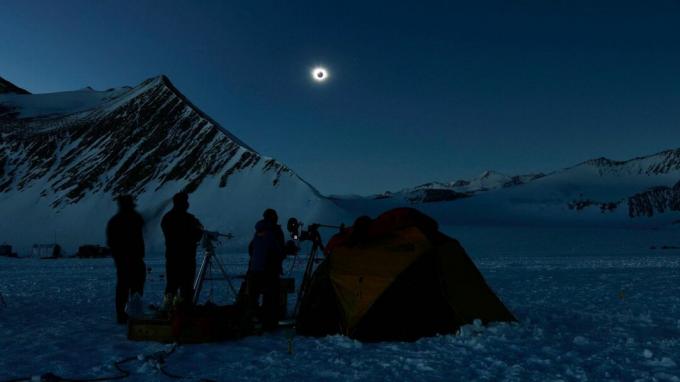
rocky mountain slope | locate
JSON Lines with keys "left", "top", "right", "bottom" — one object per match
{"left": 628, "top": 180, "right": 680, "bottom": 217}
{"left": 0, "top": 76, "right": 29, "bottom": 95}
{"left": 0, "top": 76, "right": 343, "bottom": 255}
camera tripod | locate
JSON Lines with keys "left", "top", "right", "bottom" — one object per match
{"left": 192, "top": 231, "right": 236, "bottom": 305}
{"left": 288, "top": 221, "right": 343, "bottom": 318}
{"left": 292, "top": 235, "right": 323, "bottom": 318}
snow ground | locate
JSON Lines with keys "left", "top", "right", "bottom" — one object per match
{"left": 1, "top": 226, "right": 679, "bottom": 381}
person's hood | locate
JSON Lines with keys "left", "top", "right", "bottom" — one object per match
{"left": 255, "top": 219, "right": 270, "bottom": 232}
{"left": 255, "top": 219, "right": 282, "bottom": 235}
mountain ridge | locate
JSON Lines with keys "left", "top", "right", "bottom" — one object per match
{"left": 0, "top": 74, "right": 312, "bottom": 203}
{"left": 379, "top": 147, "right": 680, "bottom": 203}
{"left": 0, "top": 76, "right": 30, "bottom": 95}
{"left": 328, "top": 147, "right": 680, "bottom": 226}
{"left": 0, "top": 74, "right": 340, "bottom": 254}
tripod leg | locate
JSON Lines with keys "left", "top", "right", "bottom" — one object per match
{"left": 212, "top": 254, "right": 238, "bottom": 297}
{"left": 193, "top": 253, "right": 210, "bottom": 305}
{"left": 293, "top": 246, "right": 318, "bottom": 318}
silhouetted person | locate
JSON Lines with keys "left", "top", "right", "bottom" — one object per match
{"left": 161, "top": 192, "right": 203, "bottom": 310}
{"left": 247, "top": 208, "right": 286, "bottom": 330}
{"left": 52, "top": 244, "right": 62, "bottom": 258}
{"left": 106, "top": 195, "right": 146, "bottom": 324}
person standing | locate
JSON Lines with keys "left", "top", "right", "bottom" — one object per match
{"left": 106, "top": 195, "right": 146, "bottom": 324}
{"left": 247, "top": 208, "right": 286, "bottom": 330}
{"left": 161, "top": 192, "right": 204, "bottom": 310}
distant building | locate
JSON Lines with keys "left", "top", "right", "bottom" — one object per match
{"left": 31, "top": 244, "right": 62, "bottom": 259}
{"left": 0, "top": 244, "right": 18, "bottom": 258}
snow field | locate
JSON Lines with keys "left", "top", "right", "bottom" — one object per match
{"left": 1, "top": 226, "right": 679, "bottom": 381}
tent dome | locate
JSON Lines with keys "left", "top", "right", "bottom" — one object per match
{"left": 296, "top": 208, "right": 516, "bottom": 341}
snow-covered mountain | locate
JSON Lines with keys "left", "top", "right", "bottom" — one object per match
{"left": 335, "top": 150, "right": 680, "bottom": 226}
{"left": 0, "top": 76, "right": 344, "bottom": 255}
{"left": 628, "top": 180, "right": 680, "bottom": 217}
{"left": 371, "top": 170, "right": 545, "bottom": 204}
{"left": 3, "top": 74, "right": 680, "bottom": 255}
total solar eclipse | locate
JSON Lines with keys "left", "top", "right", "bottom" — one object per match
{"left": 311, "top": 67, "right": 328, "bottom": 82}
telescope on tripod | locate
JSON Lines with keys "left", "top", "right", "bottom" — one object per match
{"left": 286, "top": 218, "right": 344, "bottom": 318}
{"left": 193, "top": 230, "right": 235, "bottom": 305}
{"left": 192, "top": 220, "right": 344, "bottom": 320}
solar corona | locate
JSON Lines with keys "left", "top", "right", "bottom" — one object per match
{"left": 311, "top": 67, "right": 328, "bottom": 82}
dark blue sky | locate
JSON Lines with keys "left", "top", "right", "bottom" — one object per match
{"left": 2, "top": 1, "right": 680, "bottom": 194}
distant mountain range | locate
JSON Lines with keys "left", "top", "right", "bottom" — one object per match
{"left": 1, "top": 74, "right": 679, "bottom": 255}
{"left": 334, "top": 149, "right": 680, "bottom": 225}
{"left": 371, "top": 170, "right": 547, "bottom": 203}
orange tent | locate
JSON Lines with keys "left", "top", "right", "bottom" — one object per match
{"left": 296, "top": 208, "right": 516, "bottom": 341}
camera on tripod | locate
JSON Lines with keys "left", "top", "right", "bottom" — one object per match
{"left": 286, "top": 218, "right": 322, "bottom": 245}
{"left": 194, "top": 229, "right": 235, "bottom": 306}
{"left": 203, "top": 230, "right": 233, "bottom": 241}
{"left": 285, "top": 218, "right": 344, "bottom": 318}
